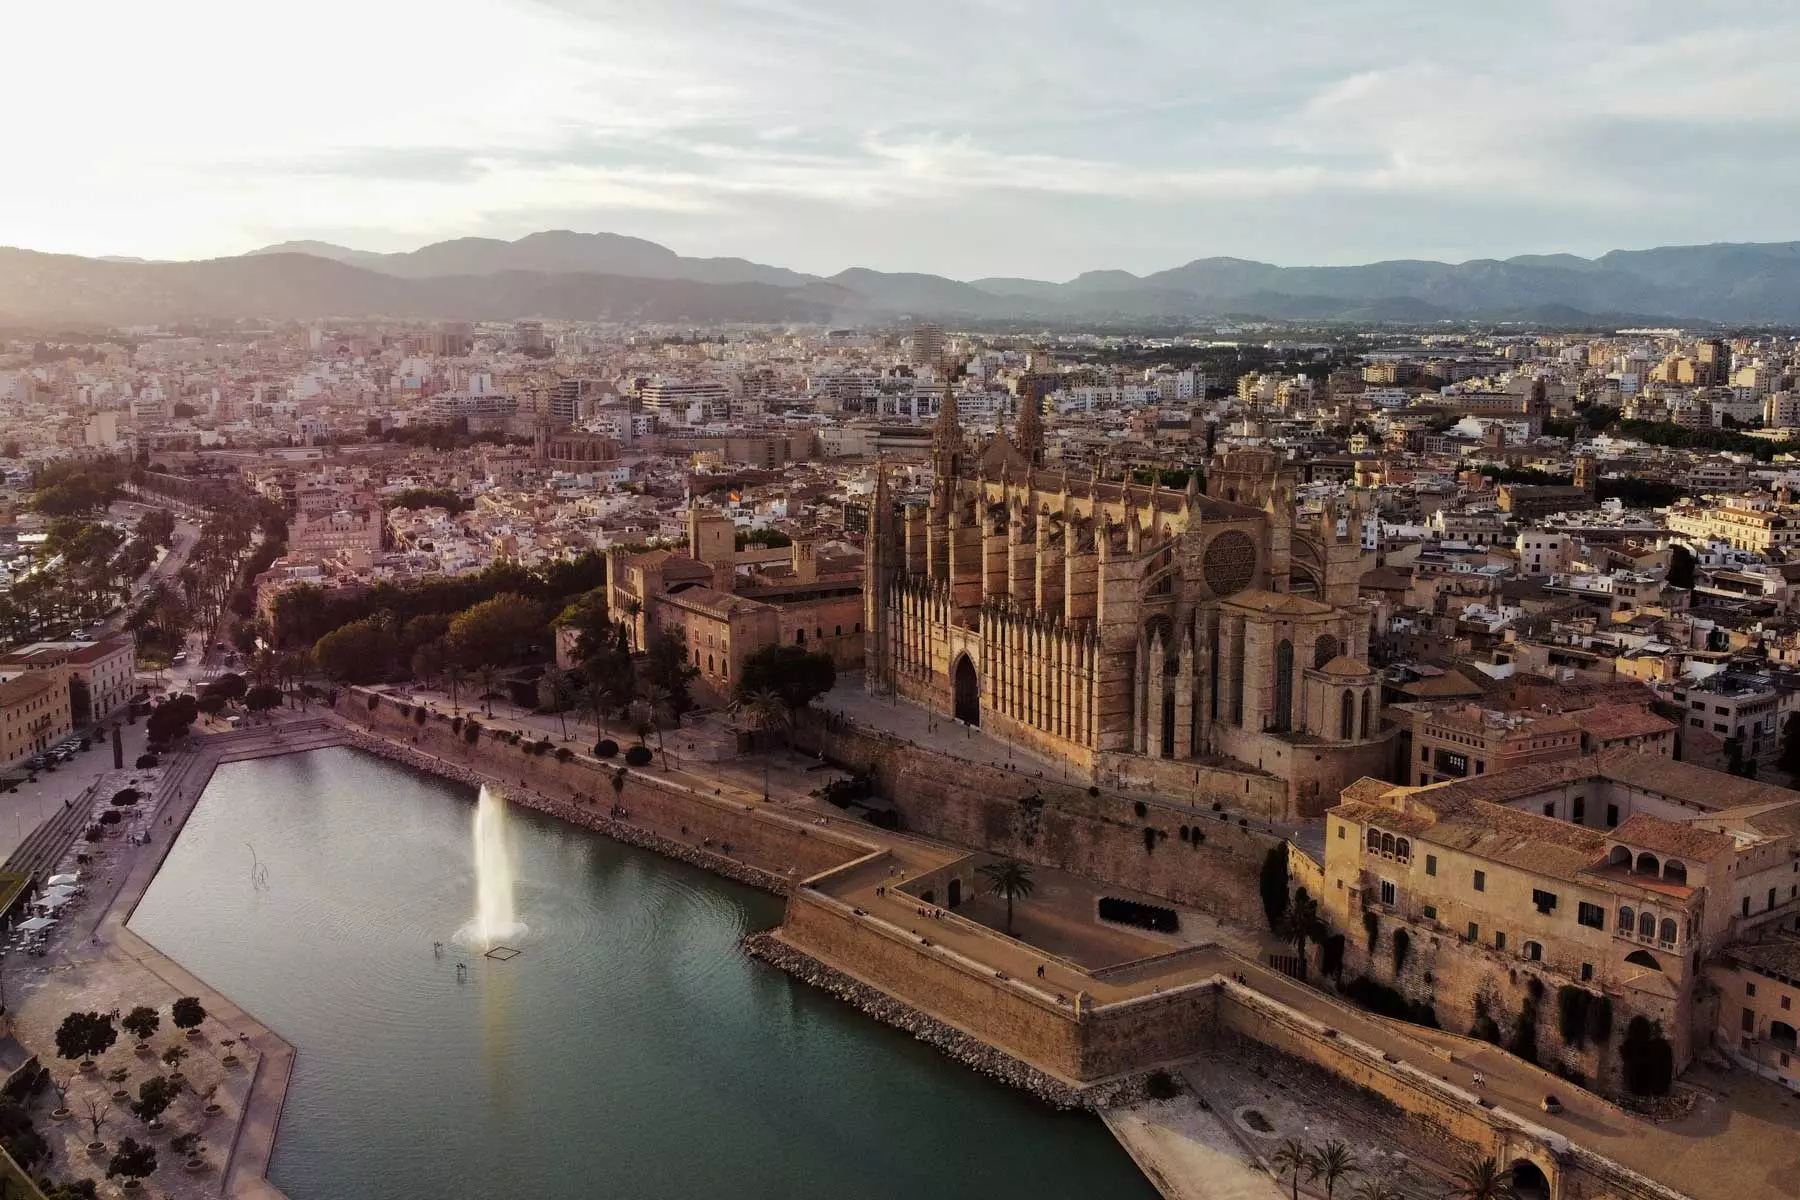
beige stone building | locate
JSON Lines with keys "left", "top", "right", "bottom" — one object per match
{"left": 0, "top": 668, "right": 73, "bottom": 766}
{"left": 607, "top": 505, "right": 865, "bottom": 705}
{"left": 865, "top": 392, "right": 1391, "bottom": 816}
{"left": 1323, "top": 751, "right": 1800, "bottom": 1092}
{"left": 0, "top": 637, "right": 136, "bottom": 723}
{"left": 289, "top": 506, "right": 384, "bottom": 555}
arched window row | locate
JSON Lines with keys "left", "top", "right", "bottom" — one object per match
{"left": 1364, "top": 827, "right": 1411, "bottom": 864}
{"left": 1616, "top": 904, "right": 1682, "bottom": 948}
{"left": 1607, "top": 844, "right": 1691, "bottom": 885}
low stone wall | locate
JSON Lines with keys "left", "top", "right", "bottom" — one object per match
{"left": 779, "top": 881, "right": 1219, "bottom": 1083}
{"left": 793, "top": 714, "right": 1279, "bottom": 920}
{"left": 333, "top": 693, "right": 871, "bottom": 891}
{"left": 744, "top": 932, "right": 1138, "bottom": 1110}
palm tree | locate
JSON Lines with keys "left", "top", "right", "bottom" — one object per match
{"left": 581, "top": 675, "right": 611, "bottom": 738}
{"left": 1446, "top": 1156, "right": 1513, "bottom": 1200}
{"left": 1349, "top": 1177, "right": 1404, "bottom": 1200}
{"left": 977, "top": 858, "right": 1035, "bottom": 935}
{"left": 643, "top": 682, "right": 671, "bottom": 768}
{"left": 736, "top": 688, "right": 790, "bottom": 800}
{"left": 444, "top": 663, "right": 465, "bottom": 714}
{"left": 622, "top": 598, "right": 643, "bottom": 652}
{"left": 1270, "top": 1138, "right": 1311, "bottom": 1200}
{"left": 1307, "top": 1139, "right": 1358, "bottom": 1200}
{"left": 476, "top": 665, "right": 499, "bottom": 717}
{"left": 544, "top": 666, "right": 572, "bottom": 740}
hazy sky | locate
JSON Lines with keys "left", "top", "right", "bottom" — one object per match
{"left": 11, "top": 0, "right": 1800, "bottom": 278}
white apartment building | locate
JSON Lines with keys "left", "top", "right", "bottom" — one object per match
{"left": 639, "top": 379, "right": 730, "bottom": 425}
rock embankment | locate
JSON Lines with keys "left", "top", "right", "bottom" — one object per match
{"left": 339, "top": 726, "right": 790, "bottom": 896}
{"left": 743, "top": 932, "right": 1156, "bottom": 1112}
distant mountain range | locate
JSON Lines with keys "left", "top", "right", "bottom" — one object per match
{"left": 6, "top": 230, "right": 1800, "bottom": 326}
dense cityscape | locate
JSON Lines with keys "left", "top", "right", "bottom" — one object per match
{"left": 1, "top": 303, "right": 1799, "bottom": 1198}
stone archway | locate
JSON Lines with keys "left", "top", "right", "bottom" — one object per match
{"left": 1510, "top": 1159, "right": 1550, "bottom": 1200}
{"left": 953, "top": 654, "right": 980, "bottom": 727}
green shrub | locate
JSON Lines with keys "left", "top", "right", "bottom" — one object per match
{"left": 1133, "top": 800, "right": 1147, "bottom": 818}
{"left": 555, "top": 747, "right": 574, "bottom": 762}
{"left": 111, "top": 788, "right": 140, "bottom": 806}
{"left": 463, "top": 721, "right": 481, "bottom": 744}
{"left": 595, "top": 739, "right": 618, "bottom": 758}
{"left": 624, "top": 745, "right": 652, "bottom": 767}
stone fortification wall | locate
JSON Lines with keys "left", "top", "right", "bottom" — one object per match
{"left": 781, "top": 884, "right": 1089, "bottom": 1077}
{"left": 1212, "top": 984, "right": 1687, "bottom": 1200}
{"left": 1334, "top": 910, "right": 1614, "bottom": 1093}
{"left": 779, "top": 882, "right": 1218, "bottom": 1082}
{"left": 336, "top": 692, "right": 865, "bottom": 884}
{"left": 794, "top": 716, "right": 1279, "bottom": 919}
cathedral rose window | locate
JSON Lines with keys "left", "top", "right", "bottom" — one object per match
{"left": 1202, "top": 530, "right": 1257, "bottom": 597}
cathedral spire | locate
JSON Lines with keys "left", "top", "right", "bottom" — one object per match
{"left": 932, "top": 381, "right": 962, "bottom": 467}
{"left": 1015, "top": 382, "right": 1045, "bottom": 467}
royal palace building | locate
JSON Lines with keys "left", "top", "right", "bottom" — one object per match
{"left": 864, "top": 388, "right": 1394, "bottom": 817}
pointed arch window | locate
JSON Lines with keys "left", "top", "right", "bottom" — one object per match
{"left": 1274, "top": 639, "right": 1294, "bottom": 733}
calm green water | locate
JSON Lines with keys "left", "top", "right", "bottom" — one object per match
{"left": 129, "top": 747, "right": 1155, "bottom": 1200}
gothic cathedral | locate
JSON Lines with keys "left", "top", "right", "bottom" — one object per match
{"left": 863, "top": 388, "right": 1393, "bottom": 817}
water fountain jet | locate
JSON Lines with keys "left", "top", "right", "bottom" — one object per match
{"left": 467, "top": 785, "right": 525, "bottom": 953}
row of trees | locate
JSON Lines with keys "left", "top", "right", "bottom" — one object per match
{"left": 1269, "top": 1139, "right": 1526, "bottom": 1200}
{"left": 269, "top": 554, "right": 606, "bottom": 655}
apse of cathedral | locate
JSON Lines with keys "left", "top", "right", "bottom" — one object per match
{"left": 864, "top": 386, "right": 1392, "bottom": 817}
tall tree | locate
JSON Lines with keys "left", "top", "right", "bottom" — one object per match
{"left": 644, "top": 629, "right": 698, "bottom": 727}
{"left": 1270, "top": 1139, "right": 1311, "bottom": 1200}
{"left": 1307, "top": 1140, "right": 1358, "bottom": 1200}
{"left": 1445, "top": 1156, "right": 1512, "bottom": 1200}
{"left": 978, "top": 858, "right": 1036, "bottom": 935}
{"left": 736, "top": 644, "right": 836, "bottom": 711}
{"left": 449, "top": 592, "right": 546, "bottom": 669}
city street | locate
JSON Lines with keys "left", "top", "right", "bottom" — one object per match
{"left": 0, "top": 717, "right": 151, "bottom": 860}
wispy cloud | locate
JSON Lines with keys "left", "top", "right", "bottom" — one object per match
{"left": 5, "top": 0, "right": 1800, "bottom": 275}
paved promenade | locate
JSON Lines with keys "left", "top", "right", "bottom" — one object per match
{"left": 6, "top": 719, "right": 325, "bottom": 1200}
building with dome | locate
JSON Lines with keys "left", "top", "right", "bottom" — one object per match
{"left": 863, "top": 387, "right": 1394, "bottom": 817}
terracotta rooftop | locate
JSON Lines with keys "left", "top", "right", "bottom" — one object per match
{"left": 1725, "top": 937, "right": 1800, "bottom": 983}
{"left": 1599, "top": 750, "right": 1800, "bottom": 813}
{"left": 658, "top": 586, "right": 766, "bottom": 619}
{"left": 1571, "top": 704, "right": 1677, "bottom": 743}
{"left": 0, "top": 671, "right": 59, "bottom": 707}
{"left": 1397, "top": 669, "right": 1486, "bottom": 699}
{"left": 1418, "top": 794, "right": 1612, "bottom": 883}
{"left": 1318, "top": 655, "right": 1373, "bottom": 678}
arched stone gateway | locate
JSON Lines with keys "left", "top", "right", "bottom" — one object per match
{"left": 1510, "top": 1159, "right": 1550, "bottom": 1200}
{"left": 953, "top": 654, "right": 980, "bottom": 727}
